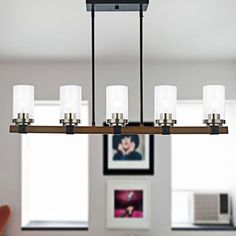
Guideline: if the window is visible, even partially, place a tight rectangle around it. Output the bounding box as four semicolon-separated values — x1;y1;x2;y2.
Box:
171;100;236;227
22;101;89;229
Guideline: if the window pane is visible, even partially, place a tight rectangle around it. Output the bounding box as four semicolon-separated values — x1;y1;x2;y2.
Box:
22;101;89;228
172;191;191;224
171;101;236;225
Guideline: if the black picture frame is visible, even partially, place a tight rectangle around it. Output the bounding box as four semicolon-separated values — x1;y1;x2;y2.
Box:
103;122;154;175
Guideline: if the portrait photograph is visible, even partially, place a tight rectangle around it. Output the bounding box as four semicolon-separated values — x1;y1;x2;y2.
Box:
107;180;151;229
112;134;145;161
103;122;154;175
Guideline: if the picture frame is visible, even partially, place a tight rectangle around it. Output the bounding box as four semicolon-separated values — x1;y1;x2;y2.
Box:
107;180;151;229
103;122;154;175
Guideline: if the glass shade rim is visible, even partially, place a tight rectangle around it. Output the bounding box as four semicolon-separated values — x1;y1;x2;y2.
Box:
106;85;128;89
60;85;82;89
13;84;34;89
154;85;177;89
203;85;225;88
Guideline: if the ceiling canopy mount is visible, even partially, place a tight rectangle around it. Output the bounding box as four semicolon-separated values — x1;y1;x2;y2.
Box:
86;0;149;12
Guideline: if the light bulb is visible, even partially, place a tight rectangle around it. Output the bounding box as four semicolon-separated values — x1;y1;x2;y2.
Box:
12;85;34;125
154;85;177;126
203;85;225;126
106;85;128;126
60;85;82;126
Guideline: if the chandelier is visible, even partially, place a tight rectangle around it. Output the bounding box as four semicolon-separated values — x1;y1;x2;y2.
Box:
9;0;228;136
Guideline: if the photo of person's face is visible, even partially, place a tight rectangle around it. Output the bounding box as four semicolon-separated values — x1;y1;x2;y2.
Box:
114;190;143;218
117;136;136;157
120;136;133;151
112;135;145;161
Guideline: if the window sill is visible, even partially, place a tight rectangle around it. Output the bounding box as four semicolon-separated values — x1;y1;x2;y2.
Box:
172;223;236;231
22;221;88;231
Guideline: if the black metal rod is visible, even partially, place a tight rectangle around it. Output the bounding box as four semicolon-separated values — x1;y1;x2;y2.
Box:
91;5;96;126
139;6;144;125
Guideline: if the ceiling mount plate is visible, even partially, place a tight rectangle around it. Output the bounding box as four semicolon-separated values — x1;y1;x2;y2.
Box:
86;0;149;11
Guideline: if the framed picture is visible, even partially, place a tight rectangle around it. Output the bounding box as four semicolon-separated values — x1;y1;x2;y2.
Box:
103;122;154;175
107;180;151;229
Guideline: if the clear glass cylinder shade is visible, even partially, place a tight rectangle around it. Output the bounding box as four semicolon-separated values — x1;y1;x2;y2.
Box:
106;85;128;120
203;85;225;119
60;85;82;120
13;85;34;119
154;85;177;120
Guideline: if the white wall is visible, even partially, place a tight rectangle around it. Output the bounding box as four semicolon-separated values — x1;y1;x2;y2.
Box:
0;61;236;236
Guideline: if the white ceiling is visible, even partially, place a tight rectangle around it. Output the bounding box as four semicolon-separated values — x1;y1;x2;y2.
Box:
0;0;236;61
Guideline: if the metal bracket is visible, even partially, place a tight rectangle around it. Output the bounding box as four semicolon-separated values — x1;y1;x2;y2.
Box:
162;126;170;135
113;126;122;134
66;125;75;135
210;126;220;135
18;125;28;134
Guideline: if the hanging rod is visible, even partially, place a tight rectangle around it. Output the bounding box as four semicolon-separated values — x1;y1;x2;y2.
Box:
91;5;96;126
9;125;228;135
140;5;144;125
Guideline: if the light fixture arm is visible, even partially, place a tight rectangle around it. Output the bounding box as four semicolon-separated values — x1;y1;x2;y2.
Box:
91;5;96;126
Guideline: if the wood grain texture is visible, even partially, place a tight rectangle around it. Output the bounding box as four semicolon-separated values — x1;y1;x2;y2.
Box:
9;125;228;135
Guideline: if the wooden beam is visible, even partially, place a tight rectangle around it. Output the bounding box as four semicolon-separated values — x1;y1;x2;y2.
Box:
9;125;228;135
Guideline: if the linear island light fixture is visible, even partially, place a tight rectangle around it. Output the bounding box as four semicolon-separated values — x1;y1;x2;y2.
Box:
9;0;228;135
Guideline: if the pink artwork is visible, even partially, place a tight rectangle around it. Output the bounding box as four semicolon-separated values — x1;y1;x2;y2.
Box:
114;190;143;218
